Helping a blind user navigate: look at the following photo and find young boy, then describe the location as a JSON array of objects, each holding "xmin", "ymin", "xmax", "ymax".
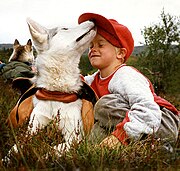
[{"xmin": 78, "ymin": 13, "xmax": 179, "ymax": 151}]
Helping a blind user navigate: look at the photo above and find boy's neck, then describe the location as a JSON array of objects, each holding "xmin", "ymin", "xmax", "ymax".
[{"xmin": 100, "ymin": 63, "xmax": 126, "ymax": 78}]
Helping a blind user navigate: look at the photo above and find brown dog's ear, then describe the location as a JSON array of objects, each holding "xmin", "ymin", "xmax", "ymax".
[
  {"xmin": 27, "ymin": 39, "xmax": 32, "ymax": 46},
  {"xmin": 9, "ymin": 39, "xmax": 19, "ymax": 62},
  {"xmin": 14, "ymin": 39, "xmax": 20, "ymax": 47}
]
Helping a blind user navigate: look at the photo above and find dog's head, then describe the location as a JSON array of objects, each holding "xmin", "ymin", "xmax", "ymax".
[
  {"xmin": 26, "ymin": 18, "xmax": 96, "ymax": 92},
  {"xmin": 9, "ymin": 39, "xmax": 34, "ymax": 63},
  {"xmin": 26, "ymin": 18, "xmax": 96, "ymax": 58}
]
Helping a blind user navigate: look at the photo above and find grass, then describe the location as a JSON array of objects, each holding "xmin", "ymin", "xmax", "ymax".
[{"xmin": 0, "ymin": 76, "xmax": 179, "ymax": 170}]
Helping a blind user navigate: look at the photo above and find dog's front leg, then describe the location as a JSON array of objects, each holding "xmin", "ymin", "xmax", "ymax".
[
  {"xmin": 28, "ymin": 100, "xmax": 53, "ymax": 133},
  {"xmin": 28, "ymin": 112, "xmax": 52, "ymax": 133},
  {"xmin": 53, "ymin": 102, "xmax": 83, "ymax": 157},
  {"xmin": 53, "ymin": 126, "xmax": 81, "ymax": 157}
]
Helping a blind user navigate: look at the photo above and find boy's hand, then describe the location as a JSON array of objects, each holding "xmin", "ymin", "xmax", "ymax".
[{"xmin": 99, "ymin": 135, "xmax": 121, "ymax": 149}]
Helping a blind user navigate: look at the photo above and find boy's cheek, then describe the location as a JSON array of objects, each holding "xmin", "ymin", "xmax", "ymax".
[{"xmin": 88, "ymin": 50, "xmax": 92, "ymax": 58}]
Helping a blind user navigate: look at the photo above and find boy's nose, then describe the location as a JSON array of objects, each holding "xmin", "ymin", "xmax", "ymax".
[
  {"xmin": 89, "ymin": 47, "xmax": 96, "ymax": 55},
  {"xmin": 90, "ymin": 45, "xmax": 98, "ymax": 52}
]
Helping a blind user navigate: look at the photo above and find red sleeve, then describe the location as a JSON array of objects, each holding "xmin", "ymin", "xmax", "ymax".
[{"xmin": 112, "ymin": 111, "xmax": 130, "ymax": 145}]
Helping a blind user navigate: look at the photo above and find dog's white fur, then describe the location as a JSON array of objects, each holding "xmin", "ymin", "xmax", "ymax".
[{"xmin": 26, "ymin": 18, "xmax": 96, "ymax": 152}]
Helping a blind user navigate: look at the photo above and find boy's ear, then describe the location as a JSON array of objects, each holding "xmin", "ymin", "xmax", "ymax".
[{"xmin": 117, "ymin": 48, "xmax": 127, "ymax": 60}]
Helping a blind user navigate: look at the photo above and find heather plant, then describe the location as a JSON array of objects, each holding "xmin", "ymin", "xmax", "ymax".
[
  {"xmin": 0, "ymin": 77, "xmax": 179, "ymax": 170},
  {"xmin": 1, "ymin": 125, "xmax": 179, "ymax": 170}
]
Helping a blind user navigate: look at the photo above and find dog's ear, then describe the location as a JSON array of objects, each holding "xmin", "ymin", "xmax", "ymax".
[
  {"xmin": 9, "ymin": 39, "xmax": 19, "ymax": 62},
  {"xmin": 27, "ymin": 39, "xmax": 32, "ymax": 46},
  {"xmin": 14, "ymin": 39, "xmax": 20, "ymax": 47},
  {"xmin": 25, "ymin": 39, "xmax": 33, "ymax": 52},
  {"xmin": 26, "ymin": 18, "xmax": 49, "ymax": 52}
]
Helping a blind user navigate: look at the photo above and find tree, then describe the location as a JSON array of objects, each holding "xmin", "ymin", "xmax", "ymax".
[{"xmin": 138, "ymin": 9, "xmax": 180, "ymax": 93}]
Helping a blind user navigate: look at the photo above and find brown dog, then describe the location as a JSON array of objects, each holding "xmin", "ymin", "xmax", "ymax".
[
  {"xmin": 8, "ymin": 39, "xmax": 34, "ymax": 63},
  {"xmin": 1, "ymin": 39, "xmax": 35, "ymax": 94}
]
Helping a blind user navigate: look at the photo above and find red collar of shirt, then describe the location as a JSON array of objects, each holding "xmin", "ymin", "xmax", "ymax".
[{"xmin": 91, "ymin": 64, "xmax": 126, "ymax": 98}]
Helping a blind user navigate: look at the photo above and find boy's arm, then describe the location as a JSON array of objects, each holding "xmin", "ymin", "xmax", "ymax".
[{"xmin": 109, "ymin": 67, "xmax": 161, "ymax": 144}]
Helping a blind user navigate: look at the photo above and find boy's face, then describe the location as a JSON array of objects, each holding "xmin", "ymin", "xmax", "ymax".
[{"xmin": 88, "ymin": 34, "xmax": 122, "ymax": 72}]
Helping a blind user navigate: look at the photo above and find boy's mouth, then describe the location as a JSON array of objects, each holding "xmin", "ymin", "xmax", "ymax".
[{"xmin": 89, "ymin": 54, "xmax": 100, "ymax": 59}]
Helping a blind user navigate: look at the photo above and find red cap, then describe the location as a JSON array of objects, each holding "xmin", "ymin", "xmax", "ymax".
[{"xmin": 78, "ymin": 13, "xmax": 134, "ymax": 61}]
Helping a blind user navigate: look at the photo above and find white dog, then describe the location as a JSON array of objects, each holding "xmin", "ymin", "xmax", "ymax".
[
  {"xmin": 26, "ymin": 18, "xmax": 96, "ymax": 151},
  {"xmin": 5, "ymin": 18, "xmax": 97, "ymax": 160}
]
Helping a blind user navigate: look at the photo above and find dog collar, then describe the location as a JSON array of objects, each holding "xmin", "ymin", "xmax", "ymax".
[{"xmin": 35, "ymin": 89, "xmax": 78, "ymax": 103}]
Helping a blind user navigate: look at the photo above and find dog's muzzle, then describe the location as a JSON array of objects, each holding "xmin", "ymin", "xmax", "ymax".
[{"xmin": 76, "ymin": 26, "xmax": 95, "ymax": 42}]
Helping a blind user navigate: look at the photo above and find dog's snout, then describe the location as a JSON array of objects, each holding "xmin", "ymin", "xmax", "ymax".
[
  {"xmin": 76, "ymin": 28, "xmax": 93, "ymax": 42},
  {"xmin": 89, "ymin": 19, "xmax": 95, "ymax": 24}
]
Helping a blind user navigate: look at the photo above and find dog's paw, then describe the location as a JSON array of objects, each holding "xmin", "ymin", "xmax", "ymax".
[
  {"xmin": 43, "ymin": 143, "xmax": 69, "ymax": 160},
  {"xmin": 53, "ymin": 143, "xmax": 69, "ymax": 157},
  {"xmin": 2, "ymin": 155, "xmax": 11, "ymax": 167},
  {"xmin": 2, "ymin": 144, "xmax": 18, "ymax": 167}
]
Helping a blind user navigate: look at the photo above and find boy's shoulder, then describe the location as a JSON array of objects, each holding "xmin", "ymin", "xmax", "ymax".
[
  {"xmin": 114, "ymin": 65, "xmax": 147, "ymax": 81},
  {"xmin": 116, "ymin": 65, "xmax": 138, "ymax": 74}
]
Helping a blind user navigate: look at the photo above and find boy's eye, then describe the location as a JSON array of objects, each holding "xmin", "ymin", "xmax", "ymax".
[
  {"xmin": 89, "ymin": 42, "xmax": 105, "ymax": 49},
  {"xmin": 98, "ymin": 43, "xmax": 104, "ymax": 48}
]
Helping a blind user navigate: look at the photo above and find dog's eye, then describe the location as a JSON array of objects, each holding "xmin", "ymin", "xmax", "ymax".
[{"xmin": 62, "ymin": 28, "xmax": 68, "ymax": 30}]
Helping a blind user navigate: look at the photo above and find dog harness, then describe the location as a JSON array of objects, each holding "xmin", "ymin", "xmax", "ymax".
[{"xmin": 7, "ymin": 79, "xmax": 98, "ymax": 135}]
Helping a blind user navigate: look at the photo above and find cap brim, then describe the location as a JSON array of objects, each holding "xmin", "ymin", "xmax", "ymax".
[{"xmin": 78, "ymin": 13, "xmax": 116, "ymax": 37}]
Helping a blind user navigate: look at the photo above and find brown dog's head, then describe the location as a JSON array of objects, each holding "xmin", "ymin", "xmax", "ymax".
[{"xmin": 8, "ymin": 39, "xmax": 35, "ymax": 63}]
